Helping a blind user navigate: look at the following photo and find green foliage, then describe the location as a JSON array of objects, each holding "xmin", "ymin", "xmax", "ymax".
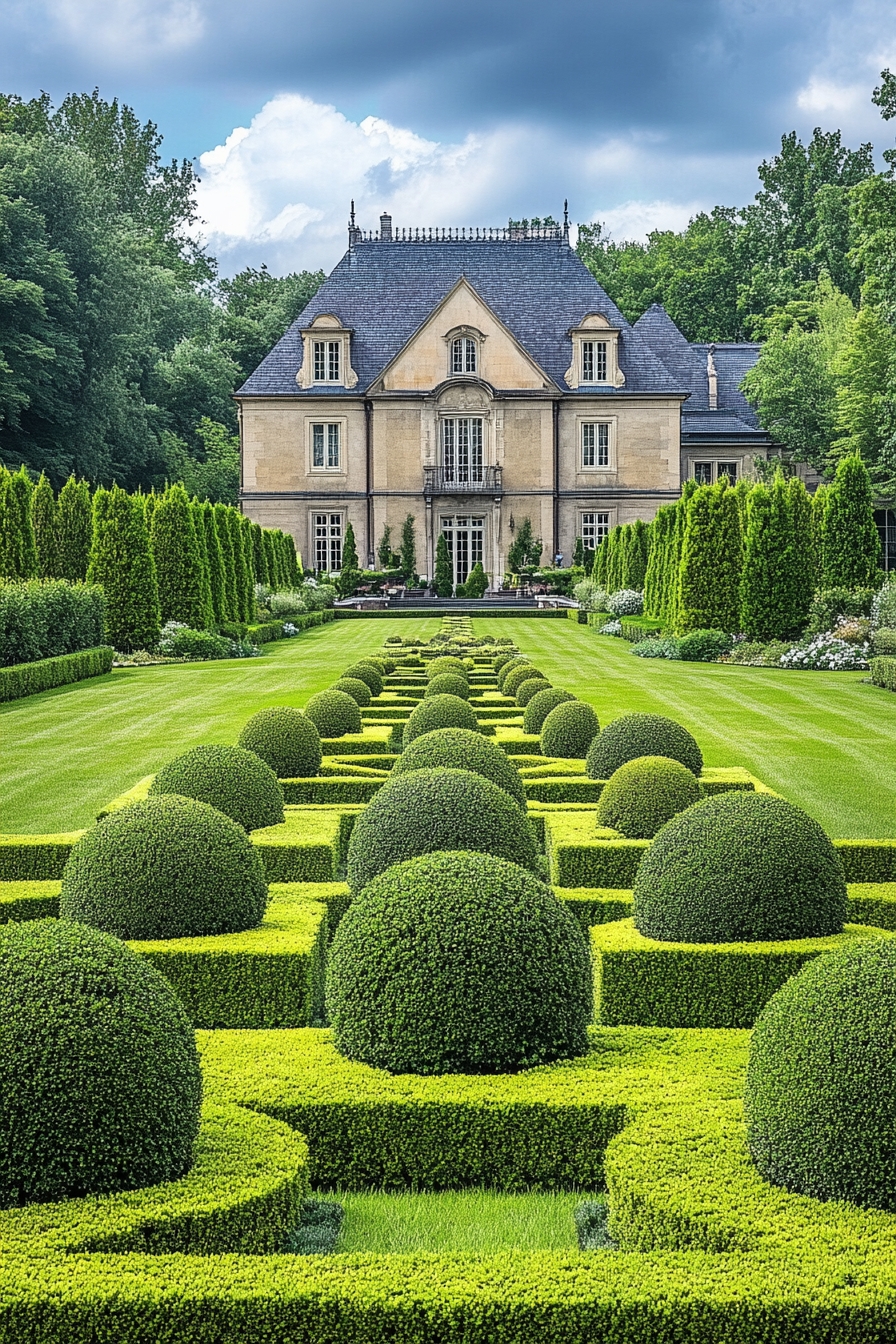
[
  {"xmin": 226, "ymin": 508, "xmax": 253, "ymax": 623},
  {"xmin": 634, "ymin": 792, "xmax": 847, "ymax": 942},
  {"xmin": 403, "ymin": 693, "xmax": 479, "ymax": 745},
  {"xmin": 0, "ymin": 466, "xmax": 36, "ymax": 578},
  {"xmin": 747, "ymin": 939, "xmax": 896, "ymax": 1209},
  {"xmin": 399, "ymin": 513, "xmax": 417, "ymax": 585},
  {"xmin": 87, "ymin": 484, "xmax": 160, "ymax": 652},
  {"xmin": 871, "ymin": 654, "xmax": 896, "ymax": 690},
  {"xmin": 28, "ymin": 473, "xmax": 57, "ymax": 577},
  {"xmin": 217, "ymin": 265, "xmax": 324, "ymax": 384},
  {"xmin": 507, "ymin": 516, "xmax": 542, "ymax": 571},
  {"xmin": 806, "ymin": 584, "xmax": 875, "ymax": 632},
  {"xmin": 150, "ymin": 483, "xmax": 205, "ymax": 627},
  {"xmin": 327, "ymin": 850, "xmax": 591, "ymax": 1074},
  {"xmin": 0, "ymin": 580, "xmax": 105, "ymax": 666},
  {"xmin": 238, "ymin": 706, "xmax": 323, "ymax": 778},
  {"xmin": 150, "ymin": 745, "xmax": 284, "ymax": 832},
  {"xmin": 676, "ymin": 628, "xmax": 732, "ymax": 661},
  {"xmin": 212, "ymin": 503, "xmax": 238, "ymax": 622},
  {"xmin": 678, "ymin": 481, "xmax": 742, "ymax": 634},
  {"xmin": 304, "ymin": 690, "xmax": 363, "ymax": 739},
  {"xmin": 333, "ymin": 676, "xmax": 372, "ymax": 706},
  {"xmin": 391, "ymin": 727, "xmax": 527, "ymax": 807},
  {"xmin": 739, "ymin": 474, "xmax": 803, "ymax": 640},
  {"xmin": 427, "ymin": 655, "xmax": 468, "ymax": 678},
  {"xmin": 0, "ymin": 918, "xmax": 201, "ymax": 1206},
  {"xmin": 587, "ymin": 713, "xmax": 704, "ymax": 780},
  {"xmin": 596, "ymin": 756, "xmax": 702, "ymax": 839},
  {"xmin": 434, "ymin": 531, "xmax": 453, "ymax": 596},
  {"xmin": 55, "ymin": 476, "xmax": 92, "ymax": 580},
  {"xmin": 342, "ymin": 661, "xmax": 383, "ymax": 696},
  {"xmin": 424, "ymin": 672, "xmax": 470, "ymax": 699},
  {"xmin": 337, "ymin": 522, "xmax": 360, "ymax": 597},
  {"xmin": 496, "ymin": 656, "xmax": 531, "ymax": 690},
  {"xmin": 540, "ymin": 701, "xmax": 600, "ymax": 758},
  {"xmin": 377, "ymin": 525, "xmax": 400, "ymax": 571},
  {"xmin": 60, "ymin": 794, "xmax": 268, "ymax": 939},
  {"xmin": 516, "ymin": 676, "xmax": 551, "ymax": 707},
  {"xmin": 190, "ymin": 499, "xmax": 215, "ymax": 629},
  {"xmin": 503, "ymin": 663, "xmax": 544, "ymax": 698},
  {"xmin": 523, "ymin": 687, "xmax": 576, "ymax": 734},
  {"xmin": 0, "ymin": 645, "xmax": 113, "ymax": 703},
  {"xmin": 820, "ymin": 455, "xmax": 881, "ymax": 589},
  {"xmin": 463, "ymin": 562, "xmax": 489, "ymax": 598},
  {"xmin": 345, "ymin": 767, "xmax": 539, "ymax": 892}
]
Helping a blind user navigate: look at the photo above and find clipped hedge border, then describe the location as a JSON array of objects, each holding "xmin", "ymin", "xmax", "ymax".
[
  {"xmin": 849, "ymin": 881, "xmax": 896, "ymax": 929},
  {"xmin": 0, "ymin": 879, "xmax": 62, "ymax": 922},
  {"xmin": 0, "ymin": 646, "xmax": 114, "ymax": 703},
  {"xmin": 555, "ymin": 886, "xmax": 634, "ymax": 932},
  {"xmin": 870, "ymin": 655, "xmax": 896, "ymax": 692},
  {"xmin": 281, "ymin": 777, "xmax": 385, "ymax": 805},
  {"xmin": 591, "ymin": 918, "xmax": 887, "ymax": 1028},
  {"xmin": 0, "ymin": 833, "xmax": 83, "ymax": 880},
  {"xmin": 251, "ymin": 811, "xmax": 342, "ymax": 882}
]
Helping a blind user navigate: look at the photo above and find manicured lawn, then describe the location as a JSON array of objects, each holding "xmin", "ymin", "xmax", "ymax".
[
  {"xmin": 482, "ymin": 618, "xmax": 896, "ymax": 838},
  {"xmin": 0, "ymin": 619, "xmax": 440, "ymax": 833},
  {"xmin": 336, "ymin": 1189, "xmax": 583, "ymax": 1254}
]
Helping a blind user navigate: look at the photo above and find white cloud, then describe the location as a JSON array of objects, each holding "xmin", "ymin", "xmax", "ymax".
[
  {"xmin": 796, "ymin": 77, "xmax": 867, "ymax": 116},
  {"xmin": 592, "ymin": 198, "xmax": 714, "ymax": 243},
  {"xmin": 46, "ymin": 0, "xmax": 204, "ymax": 61}
]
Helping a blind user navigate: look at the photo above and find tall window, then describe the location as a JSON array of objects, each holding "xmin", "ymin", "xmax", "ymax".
[
  {"xmin": 441, "ymin": 418, "xmax": 484, "ymax": 483},
  {"xmin": 581, "ymin": 512, "xmax": 610, "ymax": 549},
  {"xmin": 313, "ymin": 340, "xmax": 341, "ymax": 382},
  {"xmin": 582, "ymin": 422, "xmax": 610, "ymax": 468},
  {"xmin": 582, "ymin": 339, "xmax": 607, "ymax": 383},
  {"xmin": 451, "ymin": 336, "xmax": 477, "ymax": 375},
  {"xmin": 312, "ymin": 423, "xmax": 341, "ymax": 469},
  {"xmin": 314, "ymin": 513, "xmax": 343, "ymax": 572},
  {"xmin": 440, "ymin": 515, "xmax": 484, "ymax": 586},
  {"xmin": 694, "ymin": 460, "xmax": 738, "ymax": 485}
]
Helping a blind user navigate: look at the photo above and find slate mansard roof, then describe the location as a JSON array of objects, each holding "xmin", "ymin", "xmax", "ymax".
[{"xmin": 237, "ymin": 236, "xmax": 686, "ymax": 398}]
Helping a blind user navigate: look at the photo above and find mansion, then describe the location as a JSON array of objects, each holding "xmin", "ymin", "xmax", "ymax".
[{"xmin": 236, "ymin": 216, "xmax": 772, "ymax": 585}]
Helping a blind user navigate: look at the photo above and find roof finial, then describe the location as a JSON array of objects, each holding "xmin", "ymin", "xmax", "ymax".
[
  {"xmin": 348, "ymin": 200, "xmax": 361, "ymax": 249},
  {"xmin": 563, "ymin": 199, "xmax": 569, "ymax": 238}
]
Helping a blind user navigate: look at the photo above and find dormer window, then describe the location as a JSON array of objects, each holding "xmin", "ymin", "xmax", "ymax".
[
  {"xmin": 297, "ymin": 314, "xmax": 358, "ymax": 390},
  {"xmin": 565, "ymin": 315, "xmax": 625, "ymax": 389},
  {"xmin": 581, "ymin": 340, "xmax": 607, "ymax": 383},
  {"xmin": 451, "ymin": 336, "xmax": 477, "ymax": 375},
  {"xmin": 314, "ymin": 340, "xmax": 341, "ymax": 382}
]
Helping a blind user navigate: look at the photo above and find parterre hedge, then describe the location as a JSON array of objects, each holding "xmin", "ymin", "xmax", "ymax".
[
  {"xmin": 0, "ymin": 646, "xmax": 114, "ymax": 703},
  {"xmin": 390, "ymin": 728, "xmax": 527, "ymax": 807}
]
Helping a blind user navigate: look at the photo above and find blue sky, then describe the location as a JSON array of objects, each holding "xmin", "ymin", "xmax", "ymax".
[{"xmin": 2, "ymin": 0, "xmax": 894, "ymax": 273}]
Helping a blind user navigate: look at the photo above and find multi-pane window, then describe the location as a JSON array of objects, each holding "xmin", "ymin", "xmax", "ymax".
[
  {"xmin": 312, "ymin": 423, "xmax": 341, "ymax": 469},
  {"xmin": 694, "ymin": 462, "xmax": 713, "ymax": 485},
  {"xmin": 582, "ymin": 339, "xmax": 608, "ymax": 383},
  {"xmin": 581, "ymin": 512, "xmax": 610, "ymax": 549},
  {"xmin": 694, "ymin": 460, "xmax": 738, "ymax": 485},
  {"xmin": 314, "ymin": 513, "xmax": 343, "ymax": 572},
  {"xmin": 716, "ymin": 461, "xmax": 738, "ymax": 484},
  {"xmin": 313, "ymin": 340, "xmax": 341, "ymax": 382},
  {"xmin": 582, "ymin": 422, "xmax": 610, "ymax": 468},
  {"xmin": 451, "ymin": 337, "xmax": 477, "ymax": 375},
  {"xmin": 441, "ymin": 417, "xmax": 484, "ymax": 483},
  {"xmin": 440, "ymin": 515, "xmax": 484, "ymax": 586}
]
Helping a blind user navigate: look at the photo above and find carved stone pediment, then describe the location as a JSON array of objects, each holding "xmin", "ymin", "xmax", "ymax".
[{"xmin": 437, "ymin": 382, "xmax": 489, "ymax": 412}]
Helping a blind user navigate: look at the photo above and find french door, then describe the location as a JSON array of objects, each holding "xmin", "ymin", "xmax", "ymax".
[
  {"xmin": 440, "ymin": 515, "xmax": 484, "ymax": 587},
  {"xmin": 441, "ymin": 418, "xmax": 484, "ymax": 484}
]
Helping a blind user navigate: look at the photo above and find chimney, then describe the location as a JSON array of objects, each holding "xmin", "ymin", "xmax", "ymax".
[
  {"xmin": 379, "ymin": 212, "xmax": 393, "ymax": 242},
  {"xmin": 707, "ymin": 345, "xmax": 718, "ymax": 411}
]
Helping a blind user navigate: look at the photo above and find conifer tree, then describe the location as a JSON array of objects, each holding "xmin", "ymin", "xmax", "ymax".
[
  {"xmin": 88, "ymin": 485, "xmax": 161, "ymax": 651},
  {"xmin": 251, "ymin": 522, "xmax": 268, "ymax": 586},
  {"xmin": 285, "ymin": 531, "xmax": 301, "ymax": 586},
  {"xmin": 811, "ymin": 484, "xmax": 828, "ymax": 589},
  {"xmin": 214, "ymin": 503, "xmax": 239, "ymax": 621},
  {"xmin": 240, "ymin": 515, "xmax": 258, "ymax": 617},
  {"xmin": 30, "ymin": 474, "xmax": 59, "ymax": 578},
  {"xmin": 0, "ymin": 470, "xmax": 14, "ymax": 578},
  {"xmin": 573, "ymin": 536, "xmax": 585, "ymax": 568},
  {"xmin": 629, "ymin": 519, "xmax": 649, "ymax": 589},
  {"xmin": 191, "ymin": 498, "xmax": 215, "ymax": 629},
  {"xmin": 400, "ymin": 514, "xmax": 417, "ymax": 585},
  {"xmin": 821, "ymin": 454, "xmax": 881, "ymax": 589},
  {"xmin": 434, "ymin": 531, "xmax": 454, "ymax": 596},
  {"xmin": 739, "ymin": 476, "xmax": 801, "ymax": 639},
  {"xmin": 337, "ymin": 521, "xmax": 361, "ymax": 596},
  {"xmin": 3, "ymin": 467, "xmax": 38, "ymax": 579},
  {"xmin": 643, "ymin": 509, "xmax": 668, "ymax": 617},
  {"xmin": 276, "ymin": 531, "xmax": 293, "ymax": 587},
  {"xmin": 592, "ymin": 533, "xmax": 608, "ymax": 586},
  {"xmin": 151, "ymin": 484, "xmax": 205, "ymax": 627},
  {"xmin": 788, "ymin": 475, "xmax": 815, "ymax": 630},
  {"xmin": 226, "ymin": 508, "xmax": 252, "ymax": 622},
  {"xmin": 263, "ymin": 530, "xmax": 279, "ymax": 587},
  {"xmin": 143, "ymin": 492, "xmax": 159, "ymax": 532},
  {"xmin": 201, "ymin": 501, "xmax": 227, "ymax": 627},
  {"xmin": 377, "ymin": 525, "xmax": 395, "ymax": 571},
  {"xmin": 56, "ymin": 477, "xmax": 93, "ymax": 581},
  {"xmin": 678, "ymin": 481, "xmax": 742, "ymax": 633}
]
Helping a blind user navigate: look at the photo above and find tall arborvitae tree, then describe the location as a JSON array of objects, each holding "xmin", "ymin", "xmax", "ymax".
[
  {"xmin": 434, "ymin": 531, "xmax": 454, "ymax": 596},
  {"xmin": 811, "ymin": 484, "xmax": 828, "ymax": 589},
  {"xmin": 821, "ymin": 455, "xmax": 881, "ymax": 589},
  {"xmin": 400, "ymin": 514, "xmax": 417, "ymax": 585},
  {"xmin": 678, "ymin": 481, "xmax": 742, "ymax": 633},
  {"xmin": 143, "ymin": 492, "xmax": 159, "ymax": 533},
  {"xmin": 251, "ymin": 522, "xmax": 268, "ymax": 586},
  {"xmin": 214, "ymin": 502, "xmax": 239, "ymax": 621},
  {"xmin": 30, "ymin": 473, "xmax": 59, "ymax": 577},
  {"xmin": 191, "ymin": 497, "xmax": 215, "ymax": 629},
  {"xmin": 643, "ymin": 507, "xmax": 670, "ymax": 616},
  {"xmin": 201, "ymin": 501, "xmax": 227, "ymax": 627},
  {"xmin": 263, "ymin": 530, "xmax": 279, "ymax": 588},
  {"xmin": 6, "ymin": 467, "xmax": 38, "ymax": 578},
  {"xmin": 56, "ymin": 477, "xmax": 93, "ymax": 581},
  {"xmin": 337, "ymin": 521, "xmax": 360, "ymax": 596},
  {"xmin": 788, "ymin": 475, "xmax": 815, "ymax": 629},
  {"xmin": 740, "ymin": 474, "xmax": 800, "ymax": 639},
  {"xmin": 151, "ymin": 483, "xmax": 205, "ymax": 627},
  {"xmin": 88, "ymin": 485, "xmax": 160, "ymax": 651},
  {"xmin": 275, "ymin": 531, "xmax": 291, "ymax": 588},
  {"xmin": 591, "ymin": 533, "xmax": 608, "ymax": 586},
  {"xmin": 239, "ymin": 515, "xmax": 258, "ymax": 618},
  {"xmin": 629, "ymin": 519, "xmax": 649, "ymax": 589},
  {"xmin": 377, "ymin": 525, "xmax": 395, "ymax": 570},
  {"xmin": 226, "ymin": 508, "xmax": 252, "ymax": 622}
]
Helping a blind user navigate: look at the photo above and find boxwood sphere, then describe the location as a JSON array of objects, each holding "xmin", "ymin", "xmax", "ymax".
[
  {"xmin": 391, "ymin": 728, "xmax": 527, "ymax": 808},
  {"xmin": 304, "ymin": 690, "xmax": 362, "ymax": 738},
  {"xmin": 424, "ymin": 673, "xmax": 471, "ymax": 700},
  {"xmin": 516, "ymin": 676, "xmax": 551, "ymax": 708},
  {"xmin": 403, "ymin": 693, "xmax": 479, "ymax": 746},
  {"xmin": 238, "ymin": 706, "xmax": 322, "ymax": 779},
  {"xmin": 586, "ymin": 713, "xmax": 703, "ymax": 780},
  {"xmin": 346, "ymin": 767, "xmax": 539, "ymax": 892},
  {"xmin": 523, "ymin": 687, "xmax": 576, "ymax": 735},
  {"xmin": 503, "ymin": 664, "xmax": 544, "ymax": 699},
  {"xmin": 343, "ymin": 663, "xmax": 383, "ymax": 697},
  {"xmin": 427, "ymin": 655, "xmax": 468, "ymax": 679},
  {"xmin": 0, "ymin": 919, "xmax": 202, "ymax": 1208},
  {"xmin": 633, "ymin": 792, "xmax": 847, "ymax": 943},
  {"xmin": 746, "ymin": 939, "xmax": 896, "ymax": 1210},
  {"xmin": 60, "ymin": 794, "xmax": 268, "ymax": 939},
  {"xmin": 493, "ymin": 653, "xmax": 516, "ymax": 673},
  {"xmin": 327, "ymin": 850, "xmax": 592, "ymax": 1075},
  {"xmin": 497, "ymin": 657, "xmax": 530, "ymax": 691},
  {"xmin": 541, "ymin": 701, "xmax": 600, "ymax": 758},
  {"xmin": 149, "ymin": 744, "xmax": 284, "ymax": 831},
  {"xmin": 332, "ymin": 676, "xmax": 372, "ymax": 707},
  {"xmin": 596, "ymin": 755, "xmax": 701, "ymax": 839}
]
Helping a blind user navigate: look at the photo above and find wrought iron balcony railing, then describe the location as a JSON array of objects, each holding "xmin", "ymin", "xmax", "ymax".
[{"xmin": 423, "ymin": 465, "xmax": 503, "ymax": 495}]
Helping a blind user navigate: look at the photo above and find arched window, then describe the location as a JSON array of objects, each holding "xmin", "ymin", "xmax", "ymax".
[{"xmin": 451, "ymin": 336, "xmax": 478, "ymax": 375}]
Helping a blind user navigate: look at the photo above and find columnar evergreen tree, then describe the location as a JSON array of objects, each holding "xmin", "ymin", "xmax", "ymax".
[
  {"xmin": 377, "ymin": 525, "xmax": 395, "ymax": 570},
  {"xmin": 573, "ymin": 536, "xmax": 585, "ymax": 568},
  {"xmin": 143, "ymin": 492, "xmax": 159, "ymax": 532},
  {"xmin": 788, "ymin": 475, "xmax": 816, "ymax": 630},
  {"xmin": 811, "ymin": 484, "xmax": 828, "ymax": 588},
  {"xmin": 262, "ymin": 530, "xmax": 279, "ymax": 588},
  {"xmin": 55, "ymin": 476, "xmax": 93, "ymax": 580},
  {"xmin": 226, "ymin": 508, "xmax": 252, "ymax": 622},
  {"xmin": 191, "ymin": 498, "xmax": 215, "ymax": 629},
  {"xmin": 591, "ymin": 534, "xmax": 608, "ymax": 586},
  {"xmin": 643, "ymin": 507, "xmax": 671, "ymax": 616},
  {"xmin": 821, "ymin": 454, "xmax": 881, "ymax": 588},
  {"xmin": 740, "ymin": 478, "xmax": 800, "ymax": 639},
  {"xmin": 239, "ymin": 516, "xmax": 258, "ymax": 618},
  {"xmin": 251, "ymin": 522, "xmax": 268, "ymax": 586},
  {"xmin": 88, "ymin": 485, "xmax": 160, "ymax": 651},
  {"xmin": 678, "ymin": 481, "xmax": 742, "ymax": 633},
  {"xmin": 337, "ymin": 521, "xmax": 361, "ymax": 596},
  {"xmin": 201, "ymin": 501, "xmax": 226, "ymax": 626},
  {"xmin": 400, "ymin": 514, "xmax": 417, "ymax": 585},
  {"xmin": 434, "ymin": 531, "xmax": 453, "ymax": 596},
  {"xmin": 151, "ymin": 484, "xmax": 205, "ymax": 627},
  {"xmin": 30, "ymin": 474, "xmax": 59, "ymax": 577},
  {"xmin": 629, "ymin": 519, "xmax": 649, "ymax": 589},
  {"xmin": 214, "ymin": 502, "xmax": 239, "ymax": 621},
  {"xmin": 6, "ymin": 467, "xmax": 38, "ymax": 578}
]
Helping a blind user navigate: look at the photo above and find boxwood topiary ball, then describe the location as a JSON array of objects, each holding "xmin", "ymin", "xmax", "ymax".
[
  {"xmin": 403, "ymin": 694, "xmax": 479, "ymax": 746},
  {"xmin": 346, "ymin": 767, "xmax": 539, "ymax": 892},
  {"xmin": 332, "ymin": 676, "xmax": 372, "ymax": 707},
  {"xmin": 424, "ymin": 673, "xmax": 471, "ymax": 700},
  {"xmin": 497, "ymin": 657, "xmax": 530, "ymax": 691},
  {"xmin": 523, "ymin": 688, "xmax": 576, "ymax": 735},
  {"xmin": 633, "ymin": 792, "xmax": 847, "ymax": 943},
  {"xmin": 238, "ymin": 706, "xmax": 323, "ymax": 778},
  {"xmin": 304, "ymin": 690, "xmax": 363, "ymax": 738},
  {"xmin": 516, "ymin": 676, "xmax": 551, "ymax": 708},
  {"xmin": 391, "ymin": 727, "xmax": 527, "ymax": 808},
  {"xmin": 586, "ymin": 713, "xmax": 703, "ymax": 780},
  {"xmin": 150, "ymin": 744, "xmax": 285, "ymax": 831},
  {"xmin": 746, "ymin": 939, "xmax": 896, "ymax": 1210},
  {"xmin": 327, "ymin": 850, "xmax": 592, "ymax": 1074},
  {"xmin": 0, "ymin": 919, "xmax": 202, "ymax": 1208},
  {"xmin": 493, "ymin": 653, "xmax": 516, "ymax": 673},
  {"xmin": 541, "ymin": 701, "xmax": 600, "ymax": 758},
  {"xmin": 596, "ymin": 755, "xmax": 701, "ymax": 839},
  {"xmin": 427, "ymin": 656, "xmax": 468, "ymax": 679},
  {"xmin": 60, "ymin": 794, "xmax": 268, "ymax": 939},
  {"xmin": 503, "ymin": 664, "xmax": 544, "ymax": 699},
  {"xmin": 342, "ymin": 663, "xmax": 383, "ymax": 697}
]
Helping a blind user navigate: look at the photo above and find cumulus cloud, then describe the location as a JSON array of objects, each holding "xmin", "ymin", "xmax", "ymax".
[{"xmin": 45, "ymin": 0, "xmax": 204, "ymax": 62}]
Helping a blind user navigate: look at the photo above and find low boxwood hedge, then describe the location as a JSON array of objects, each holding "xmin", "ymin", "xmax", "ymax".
[
  {"xmin": 303, "ymin": 691, "xmax": 363, "ymax": 738},
  {"xmin": 150, "ymin": 745, "xmax": 285, "ymax": 832},
  {"xmin": 0, "ymin": 879, "xmax": 61, "ymax": 922},
  {"xmin": 238, "ymin": 706, "xmax": 323, "ymax": 779},
  {"xmin": 0, "ymin": 646, "xmax": 114, "ymax": 704},
  {"xmin": 250, "ymin": 810, "xmax": 343, "ymax": 882},
  {"xmin": 0, "ymin": 834, "xmax": 82, "ymax": 881},
  {"xmin": 587, "ymin": 713, "xmax": 703, "ymax": 779}
]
